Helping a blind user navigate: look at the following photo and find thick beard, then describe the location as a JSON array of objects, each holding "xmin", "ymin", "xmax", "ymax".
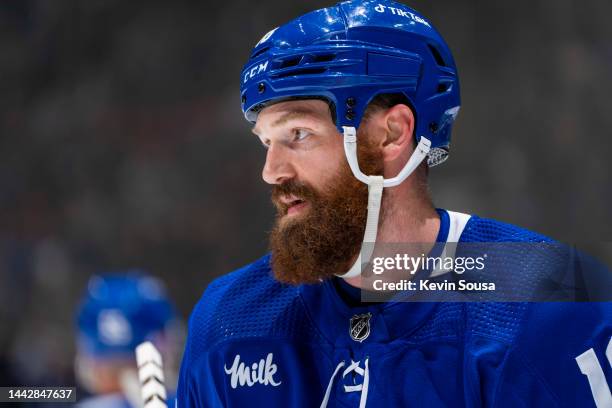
[{"xmin": 269, "ymin": 139, "xmax": 383, "ymax": 285}]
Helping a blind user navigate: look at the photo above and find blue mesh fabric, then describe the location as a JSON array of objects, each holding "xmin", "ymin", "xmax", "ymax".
[
  {"xmin": 409, "ymin": 302, "xmax": 464, "ymax": 343},
  {"xmin": 411, "ymin": 215, "xmax": 562, "ymax": 344},
  {"xmin": 461, "ymin": 216, "xmax": 557, "ymax": 343},
  {"xmin": 460, "ymin": 215, "xmax": 553, "ymax": 243},
  {"xmin": 187, "ymin": 254, "xmax": 324, "ymax": 360}
]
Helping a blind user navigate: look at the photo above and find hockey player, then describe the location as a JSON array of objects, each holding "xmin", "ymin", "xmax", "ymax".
[
  {"xmin": 75, "ymin": 273, "xmax": 178, "ymax": 408},
  {"xmin": 178, "ymin": 1, "xmax": 611, "ymax": 406}
]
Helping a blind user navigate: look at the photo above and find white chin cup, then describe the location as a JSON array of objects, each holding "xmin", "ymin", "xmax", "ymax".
[{"xmin": 336, "ymin": 126, "xmax": 431, "ymax": 279}]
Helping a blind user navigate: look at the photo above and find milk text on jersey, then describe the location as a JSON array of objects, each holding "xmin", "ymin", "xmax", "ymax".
[{"xmin": 224, "ymin": 353, "xmax": 282, "ymax": 389}]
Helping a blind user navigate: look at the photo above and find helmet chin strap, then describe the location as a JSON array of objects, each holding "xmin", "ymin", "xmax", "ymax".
[{"xmin": 336, "ymin": 126, "xmax": 431, "ymax": 279}]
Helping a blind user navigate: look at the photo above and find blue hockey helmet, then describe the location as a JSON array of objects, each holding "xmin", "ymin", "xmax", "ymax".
[
  {"xmin": 76, "ymin": 272, "xmax": 175, "ymax": 357},
  {"xmin": 240, "ymin": 1, "xmax": 461, "ymax": 278},
  {"xmin": 240, "ymin": 0, "xmax": 460, "ymax": 167}
]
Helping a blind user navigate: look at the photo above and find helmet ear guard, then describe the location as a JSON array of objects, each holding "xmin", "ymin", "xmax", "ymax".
[{"xmin": 240, "ymin": 1, "xmax": 461, "ymax": 279}]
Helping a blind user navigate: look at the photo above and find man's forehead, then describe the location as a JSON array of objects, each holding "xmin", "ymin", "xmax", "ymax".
[{"xmin": 252, "ymin": 99, "xmax": 331, "ymax": 134}]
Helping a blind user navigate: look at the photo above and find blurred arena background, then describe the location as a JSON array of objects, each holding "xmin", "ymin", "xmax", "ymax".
[{"xmin": 0, "ymin": 0, "xmax": 610, "ymax": 386}]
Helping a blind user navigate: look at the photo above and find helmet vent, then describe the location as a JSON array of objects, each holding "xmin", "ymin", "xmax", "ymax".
[
  {"xmin": 427, "ymin": 44, "xmax": 447, "ymax": 67},
  {"xmin": 278, "ymin": 56, "xmax": 303, "ymax": 68},
  {"xmin": 310, "ymin": 54, "xmax": 336, "ymax": 63},
  {"xmin": 271, "ymin": 67, "xmax": 328, "ymax": 78},
  {"xmin": 251, "ymin": 46, "xmax": 270, "ymax": 59},
  {"xmin": 437, "ymin": 81, "xmax": 451, "ymax": 94}
]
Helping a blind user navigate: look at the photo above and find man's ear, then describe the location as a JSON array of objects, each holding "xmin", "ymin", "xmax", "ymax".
[{"xmin": 381, "ymin": 104, "xmax": 415, "ymax": 162}]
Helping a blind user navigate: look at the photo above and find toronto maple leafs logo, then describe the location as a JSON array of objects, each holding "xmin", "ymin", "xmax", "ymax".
[{"xmin": 349, "ymin": 313, "xmax": 372, "ymax": 342}]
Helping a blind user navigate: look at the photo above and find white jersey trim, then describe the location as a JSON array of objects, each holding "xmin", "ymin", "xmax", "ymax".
[
  {"xmin": 430, "ymin": 210, "xmax": 472, "ymax": 277},
  {"xmin": 446, "ymin": 210, "xmax": 472, "ymax": 243}
]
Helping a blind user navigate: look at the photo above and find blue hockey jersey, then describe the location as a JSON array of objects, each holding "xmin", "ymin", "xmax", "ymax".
[{"xmin": 177, "ymin": 210, "xmax": 612, "ymax": 407}]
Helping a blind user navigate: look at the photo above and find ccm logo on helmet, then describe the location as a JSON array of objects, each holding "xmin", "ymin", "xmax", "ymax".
[{"xmin": 243, "ymin": 60, "xmax": 269, "ymax": 84}]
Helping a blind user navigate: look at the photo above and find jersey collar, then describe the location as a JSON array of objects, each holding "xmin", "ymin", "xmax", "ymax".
[{"xmin": 298, "ymin": 209, "xmax": 450, "ymax": 346}]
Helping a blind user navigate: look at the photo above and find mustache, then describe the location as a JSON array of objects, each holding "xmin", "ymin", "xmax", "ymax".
[{"xmin": 271, "ymin": 180, "xmax": 318, "ymax": 213}]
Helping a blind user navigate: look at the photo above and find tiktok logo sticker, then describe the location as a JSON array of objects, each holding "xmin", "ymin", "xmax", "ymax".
[{"xmin": 373, "ymin": 4, "xmax": 431, "ymax": 27}]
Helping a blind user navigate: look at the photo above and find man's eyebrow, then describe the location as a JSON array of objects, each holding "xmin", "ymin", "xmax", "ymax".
[{"xmin": 252, "ymin": 108, "xmax": 319, "ymax": 135}]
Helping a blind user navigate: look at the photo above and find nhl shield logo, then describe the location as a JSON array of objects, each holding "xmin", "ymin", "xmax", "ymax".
[{"xmin": 349, "ymin": 313, "xmax": 372, "ymax": 342}]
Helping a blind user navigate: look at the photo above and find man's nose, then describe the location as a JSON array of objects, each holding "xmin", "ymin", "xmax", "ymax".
[{"xmin": 262, "ymin": 144, "xmax": 295, "ymax": 185}]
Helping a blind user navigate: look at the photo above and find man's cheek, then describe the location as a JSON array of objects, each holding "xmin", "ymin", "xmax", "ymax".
[{"xmin": 304, "ymin": 157, "xmax": 344, "ymax": 184}]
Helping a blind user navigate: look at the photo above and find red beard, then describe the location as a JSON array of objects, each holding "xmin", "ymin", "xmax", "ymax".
[{"xmin": 269, "ymin": 138, "xmax": 383, "ymax": 285}]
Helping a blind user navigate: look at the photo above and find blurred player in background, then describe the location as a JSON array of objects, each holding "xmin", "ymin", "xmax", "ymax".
[{"xmin": 75, "ymin": 273, "xmax": 180, "ymax": 408}]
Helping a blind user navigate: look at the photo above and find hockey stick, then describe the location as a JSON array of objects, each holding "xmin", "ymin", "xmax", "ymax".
[{"xmin": 135, "ymin": 341, "xmax": 168, "ymax": 408}]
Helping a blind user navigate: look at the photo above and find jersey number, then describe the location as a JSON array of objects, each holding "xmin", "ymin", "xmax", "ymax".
[{"xmin": 576, "ymin": 336, "xmax": 612, "ymax": 408}]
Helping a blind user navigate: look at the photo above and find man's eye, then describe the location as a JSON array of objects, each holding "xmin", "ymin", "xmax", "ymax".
[{"xmin": 293, "ymin": 129, "xmax": 311, "ymax": 141}]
